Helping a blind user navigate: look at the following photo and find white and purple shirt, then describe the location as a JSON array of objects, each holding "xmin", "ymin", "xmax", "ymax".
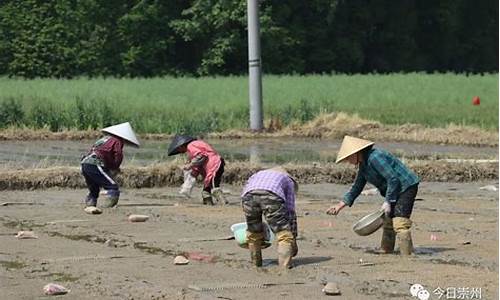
[{"xmin": 241, "ymin": 169, "xmax": 296, "ymax": 214}]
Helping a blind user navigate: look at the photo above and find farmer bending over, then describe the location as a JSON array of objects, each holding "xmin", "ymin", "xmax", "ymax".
[
  {"xmin": 80, "ymin": 122, "xmax": 140, "ymax": 210},
  {"xmin": 327, "ymin": 136, "xmax": 420, "ymax": 255},
  {"xmin": 168, "ymin": 135, "xmax": 227, "ymax": 205},
  {"xmin": 241, "ymin": 167, "xmax": 298, "ymax": 268}
]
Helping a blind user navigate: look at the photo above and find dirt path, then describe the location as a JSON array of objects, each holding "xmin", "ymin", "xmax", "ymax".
[{"xmin": 0, "ymin": 181, "xmax": 497, "ymax": 299}]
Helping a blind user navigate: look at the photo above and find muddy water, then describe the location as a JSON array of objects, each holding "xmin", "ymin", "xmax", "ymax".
[{"xmin": 0, "ymin": 138, "xmax": 497, "ymax": 169}]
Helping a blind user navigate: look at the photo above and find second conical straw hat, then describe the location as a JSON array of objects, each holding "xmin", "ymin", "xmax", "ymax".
[{"xmin": 335, "ymin": 136, "xmax": 374, "ymax": 163}]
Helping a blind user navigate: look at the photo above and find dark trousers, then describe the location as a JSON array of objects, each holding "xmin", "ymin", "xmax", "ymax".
[
  {"xmin": 81, "ymin": 163, "xmax": 119, "ymax": 200},
  {"xmin": 203, "ymin": 158, "xmax": 225, "ymax": 193},
  {"xmin": 391, "ymin": 184, "xmax": 418, "ymax": 218}
]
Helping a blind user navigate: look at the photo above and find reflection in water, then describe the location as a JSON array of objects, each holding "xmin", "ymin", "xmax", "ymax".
[
  {"xmin": 248, "ymin": 144, "xmax": 260, "ymax": 164},
  {"xmin": 0, "ymin": 138, "xmax": 497, "ymax": 169}
]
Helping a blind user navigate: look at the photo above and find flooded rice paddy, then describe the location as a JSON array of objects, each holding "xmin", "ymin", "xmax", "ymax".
[{"xmin": 1, "ymin": 138, "xmax": 497, "ymax": 169}]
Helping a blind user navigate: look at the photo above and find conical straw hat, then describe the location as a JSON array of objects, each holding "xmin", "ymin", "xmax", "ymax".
[
  {"xmin": 102, "ymin": 122, "xmax": 140, "ymax": 147},
  {"xmin": 269, "ymin": 166, "xmax": 299, "ymax": 192},
  {"xmin": 335, "ymin": 136, "xmax": 374, "ymax": 163}
]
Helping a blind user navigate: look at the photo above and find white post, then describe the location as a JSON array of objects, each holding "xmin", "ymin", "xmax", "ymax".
[{"xmin": 247, "ymin": 0, "xmax": 263, "ymax": 131}]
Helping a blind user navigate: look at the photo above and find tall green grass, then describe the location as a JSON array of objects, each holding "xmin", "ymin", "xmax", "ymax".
[{"xmin": 0, "ymin": 73, "xmax": 497, "ymax": 133}]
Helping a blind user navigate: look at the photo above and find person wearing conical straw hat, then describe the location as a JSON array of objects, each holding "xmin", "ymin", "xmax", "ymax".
[
  {"xmin": 241, "ymin": 166, "xmax": 299, "ymax": 269},
  {"xmin": 80, "ymin": 122, "xmax": 140, "ymax": 211},
  {"xmin": 168, "ymin": 135, "xmax": 227, "ymax": 205},
  {"xmin": 326, "ymin": 136, "xmax": 420, "ymax": 255}
]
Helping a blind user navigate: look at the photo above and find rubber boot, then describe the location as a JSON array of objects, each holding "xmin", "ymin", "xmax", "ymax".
[
  {"xmin": 102, "ymin": 196, "xmax": 119, "ymax": 208},
  {"xmin": 380, "ymin": 216, "xmax": 396, "ymax": 253},
  {"xmin": 276, "ymin": 230, "xmax": 295, "ymax": 269},
  {"xmin": 202, "ymin": 191, "xmax": 214, "ymax": 205},
  {"xmin": 85, "ymin": 195, "xmax": 97, "ymax": 207},
  {"xmin": 393, "ymin": 217, "xmax": 414, "ymax": 255},
  {"xmin": 291, "ymin": 240, "xmax": 298, "ymax": 257},
  {"xmin": 101, "ymin": 190, "xmax": 119, "ymax": 208},
  {"xmin": 247, "ymin": 231, "xmax": 264, "ymax": 267},
  {"xmin": 211, "ymin": 188, "xmax": 228, "ymax": 204}
]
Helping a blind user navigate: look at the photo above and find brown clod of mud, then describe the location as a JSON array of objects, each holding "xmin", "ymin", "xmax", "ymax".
[
  {"xmin": 0, "ymin": 161, "xmax": 496, "ymax": 191},
  {"xmin": 0, "ymin": 113, "xmax": 497, "ymax": 146}
]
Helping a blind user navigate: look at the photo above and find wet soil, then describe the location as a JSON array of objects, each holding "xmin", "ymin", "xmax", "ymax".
[{"xmin": 0, "ymin": 182, "xmax": 497, "ymax": 299}]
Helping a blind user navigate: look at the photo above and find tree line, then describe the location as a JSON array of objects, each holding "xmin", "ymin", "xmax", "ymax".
[{"xmin": 0, "ymin": 0, "xmax": 497, "ymax": 78}]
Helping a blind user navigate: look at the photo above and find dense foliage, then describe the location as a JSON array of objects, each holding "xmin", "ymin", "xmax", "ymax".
[{"xmin": 0, "ymin": 0, "xmax": 497, "ymax": 78}]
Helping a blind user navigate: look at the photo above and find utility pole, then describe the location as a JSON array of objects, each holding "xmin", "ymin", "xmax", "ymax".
[{"xmin": 247, "ymin": 0, "xmax": 263, "ymax": 131}]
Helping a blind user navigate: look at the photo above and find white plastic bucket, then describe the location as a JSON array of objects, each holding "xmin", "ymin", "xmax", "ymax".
[
  {"xmin": 179, "ymin": 170, "xmax": 196, "ymax": 198},
  {"xmin": 230, "ymin": 222, "xmax": 275, "ymax": 249}
]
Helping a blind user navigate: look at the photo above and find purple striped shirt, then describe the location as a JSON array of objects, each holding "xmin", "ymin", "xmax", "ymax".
[{"xmin": 241, "ymin": 170, "xmax": 296, "ymax": 214}]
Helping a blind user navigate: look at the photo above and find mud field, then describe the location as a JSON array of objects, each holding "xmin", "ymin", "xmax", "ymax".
[{"xmin": 1, "ymin": 181, "xmax": 498, "ymax": 300}]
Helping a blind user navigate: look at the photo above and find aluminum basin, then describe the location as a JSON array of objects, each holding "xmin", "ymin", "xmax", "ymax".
[{"xmin": 352, "ymin": 210, "xmax": 384, "ymax": 236}]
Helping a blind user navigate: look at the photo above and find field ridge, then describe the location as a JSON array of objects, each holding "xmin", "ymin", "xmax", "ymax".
[
  {"xmin": 0, "ymin": 113, "xmax": 497, "ymax": 146},
  {"xmin": 0, "ymin": 160, "xmax": 497, "ymax": 191}
]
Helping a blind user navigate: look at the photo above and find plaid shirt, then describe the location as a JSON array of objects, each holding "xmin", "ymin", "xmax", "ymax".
[
  {"xmin": 343, "ymin": 148, "xmax": 420, "ymax": 206},
  {"xmin": 242, "ymin": 170, "xmax": 297, "ymax": 235},
  {"xmin": 242, "ymin": 170, "xmax": 296, "ymax": 213}
]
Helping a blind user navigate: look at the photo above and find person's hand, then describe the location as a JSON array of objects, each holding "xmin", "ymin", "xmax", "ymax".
[
  {"xmin": 381, "ymin": 201, "xmax": 391, "ymax": 216},
  {"xmin": 326, "ymin": 201, "xmax": 346, "ymax": 216},
  {"xmin": 182, "ymin": 163, "xmax": 192, "ymax": 170}
]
